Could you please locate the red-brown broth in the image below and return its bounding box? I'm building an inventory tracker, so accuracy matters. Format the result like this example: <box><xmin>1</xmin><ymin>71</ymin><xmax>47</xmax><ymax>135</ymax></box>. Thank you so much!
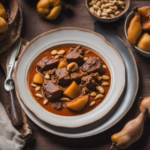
<box><xmin>28</xmin><ymin>46</ymin><xmax>111</xmax><ymax>116</ymax></box>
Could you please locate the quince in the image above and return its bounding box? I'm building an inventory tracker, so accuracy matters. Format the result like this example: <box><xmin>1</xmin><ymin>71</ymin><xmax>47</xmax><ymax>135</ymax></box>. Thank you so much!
<box><xmin>0</xmin><ymin>17</ymin><xmax>8</xmax><ymax>34</ymax></box>
<box><xmin>37</xmin><ymin>0</ymin><xmax>61</xmax><ymax>20</ymax></box>
<box><xmin>0</xmin><ymin>3</ymin><xmax>7</xmax><ymax>20</ymax></box>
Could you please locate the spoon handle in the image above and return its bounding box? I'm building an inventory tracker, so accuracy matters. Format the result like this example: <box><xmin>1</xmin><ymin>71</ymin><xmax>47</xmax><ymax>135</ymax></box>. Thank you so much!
<box><xmin>9</xmin><ymin>90</ymin><xmax>22</xmax><ymax>126</ymax></box>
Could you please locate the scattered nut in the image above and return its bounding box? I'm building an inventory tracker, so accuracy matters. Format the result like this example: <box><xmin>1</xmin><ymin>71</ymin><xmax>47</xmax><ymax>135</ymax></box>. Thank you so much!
<box><xmin>83</xmin><ymin>57</ymin><xmax>88</xmax><ymax>61</ymax></box>
<box><xmin>95</xmin><ymin>94</ymin><xmax>104</xmax><ymax>99</ymax></box>
<box><xmin>57</xmin><ymin>50</ymin><xmax>65</xmax><ymax>55</ymax></box>
<box><xmin>45</xmin><ymin>73</ymin><xmax>50</xmax><ymax>80</ymax></box>
<box><xmin>35</xmin><ymin>93</ymin><xmax>43</xmax><ymax>98</ymax></box>
<box><xmin>51</xmin><ymin>50</ymin><xmax>57</xmax><ymax>55</ymax></box>
<box><xmin>90</xmin><ymin>92</ymin><xmax>97</xmax><ymax>97</ymax></box>
<box><xmin>90</xmin><ymin>101</ymin><xmax>96</xmax><ymax>106</ymax></box>
<box><xmin>96</xmin><ymin>86</ymin><xmax>105</xmax><ymax>94</ymax></box>
<box><xmin>60</xmin><ymin>97</ymin><xmax>70</xmax><ymax>102</ymax></box>
<box><xmin>35</xmin><ymin>86</ymin><xmax>41</xmax><ymax>92</ymax></box>
<box><xmin>67</xmin><ymin>62</ymin><xmax>79</xmax><ymax>72</ymax></box>
<box><xmin>55</xmin><ymin>55</ymin><xmax>59</xmax><ymax>59</ymax></box>
<box><xmin>103</xmin><ymin>65</ymin><xmax>107</xmax><ymax>69</ymax></box>
<box><xmin>31</xmin><ymin>83</ymin><xmax>37</xmax><ymax>88</ymax></box>
<box><xmin>102</xmin><ymin>82</ymin><xmax>109</xmax><ymax>86</ymax></box>
<box><xmin>98</xmin><ymin>76</ymin><xmax>102</xmax><ymax>81</ymax></box>
<box><xmin>102</xmin><ymin>75</ymin><xmax>110</xmax><ymax>80</ymax></box>
<box><xmin>43</xmin><ymin>99</ymin><xmax>48</xmax><ymax>105</ymax></box>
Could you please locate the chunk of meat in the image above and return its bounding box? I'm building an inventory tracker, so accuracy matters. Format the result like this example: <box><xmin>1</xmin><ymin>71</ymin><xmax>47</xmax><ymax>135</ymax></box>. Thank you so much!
<box><xmin>51</xmin><ymin>102</ymin><xmax>62</xmax><ymax>110</ymax></box>
<box><xmin>55</xmin><ymin>67</ymin><xmax>71</xmax><ymax>86</ymax></box>
<box><xmin>81</xmin><ymin>73</ymin><xmax>99</xmax><ymax>90</ymax></box>
<box><xmin>42</xmin><ymin>80</ymin><xmax>63</xmax><ymax>101</ymax></box>
<box><xmin>82</xmin><ymin>87</ymin><xmax>90</xmax><ymax>95</ymax></box>
<box><xmin>81</xmin><ymin>57</ymin><xmax>105</xmax><ymax>75</ymax></box>
<box><xmin>37</xmin><ymin>57</ymin><xmax>59</xmax><ymax>71</ymax></box>
<box><xmin>71</xmin><ymin>72</ymin><xmax>84</xmax><ymax>83</ymax></box>
<box><xmin>43</xmin><ymin>68</ymin><xmax>57</xmax><ymax>81</ymax></box>
<box><xmin>43</xmin><ymin>68</ymin><xmax>56</xmax><ymax>75</ymax></box>
<box><xmin>67</xmin><ymin>45</ymin><xmax>84</xmax><ymax>65</ymax></box>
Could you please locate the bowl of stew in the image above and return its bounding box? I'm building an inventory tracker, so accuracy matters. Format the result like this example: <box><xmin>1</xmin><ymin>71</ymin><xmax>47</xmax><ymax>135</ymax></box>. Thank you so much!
<box><xmin>15</xmin><ymin>28</ymin><xmax>125</xmax><ymax>128</ymax></box>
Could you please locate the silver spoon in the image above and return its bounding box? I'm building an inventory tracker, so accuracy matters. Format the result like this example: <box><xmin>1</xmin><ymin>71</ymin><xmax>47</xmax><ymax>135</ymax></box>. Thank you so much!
<box><xmin>4</xmin><ymin>38</ymin><xmax>22</xmax><ymax>126</ymax></box>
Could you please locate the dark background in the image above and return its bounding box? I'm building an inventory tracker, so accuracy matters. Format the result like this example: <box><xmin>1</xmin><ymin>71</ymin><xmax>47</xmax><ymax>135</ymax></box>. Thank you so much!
<box><xmin>1</xmin><ymin>0</ymin><xmax>150</xmax><ymax>150</ymax></box>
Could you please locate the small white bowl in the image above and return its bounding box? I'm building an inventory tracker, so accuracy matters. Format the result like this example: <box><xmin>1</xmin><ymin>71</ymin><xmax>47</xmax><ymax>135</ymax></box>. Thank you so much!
<box><xmin>124</xmin><ymin>9</ymin><xmax>150</xmax><ymax>57</ymax></box>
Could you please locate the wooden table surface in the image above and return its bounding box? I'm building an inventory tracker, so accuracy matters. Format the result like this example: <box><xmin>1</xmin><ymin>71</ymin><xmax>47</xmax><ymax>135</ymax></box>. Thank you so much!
<box><xmin>1</xmin><ymin>0</ymin><xmax>150</xmax><ymax>150</ymax></box>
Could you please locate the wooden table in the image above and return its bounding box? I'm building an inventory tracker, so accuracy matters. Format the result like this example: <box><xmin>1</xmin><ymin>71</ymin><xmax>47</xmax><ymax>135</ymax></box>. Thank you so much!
<box><xmin>1</xmin><ymin>0</ymin><xmax>150</xmax><ymax>149</ymax></box>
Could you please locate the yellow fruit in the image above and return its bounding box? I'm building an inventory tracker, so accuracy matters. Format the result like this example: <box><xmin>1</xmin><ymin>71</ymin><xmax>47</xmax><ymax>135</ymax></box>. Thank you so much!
<box><xmin>137</xmin><ymin>33</ymin><xmax>150</xmax><ymax>52</ymax></box>
<box><xmin>33</xmin><ymin>73</ymin><xmax>44</xmax><ymax>84</ymax></box>
<box><xmin>0</xmin><ymin>3</ymin><xmax>7</xmax><ymax>20</ymax></box>
<box><xmin>67</xmin><ymin>95</ymin><xmax>89</xmax><ymax>111</ymax></box>
<box><xmin>127</xmin><ymin>7</ymin><xmax>142</xmax><ymax>46</ymax></box>
<box><xmin>37</xmin><ymin>0</ymin><xmax>61</xmax><ymax>20</ymax></box>
<box><xmin>63</xmin><ymin>81</ymin><xmax>81</xmax><ymax>99</ymax></box>
<box><xmin>0</xmin><ymin>17</ymin><xmax>8</xmax><ymax>34</ymax></box>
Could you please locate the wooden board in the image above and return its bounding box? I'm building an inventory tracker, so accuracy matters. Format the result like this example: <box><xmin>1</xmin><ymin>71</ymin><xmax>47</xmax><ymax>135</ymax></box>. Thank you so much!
<box><xmin>0</xmin><ymin>0</ymin><xmax>150</xmax><ymax>150</ymax></box>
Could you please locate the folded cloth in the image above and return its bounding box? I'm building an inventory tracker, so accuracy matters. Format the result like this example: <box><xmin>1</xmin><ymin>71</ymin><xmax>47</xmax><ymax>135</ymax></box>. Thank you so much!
<box><xmin>0</xmin><ymin>7</ymin><xmax>33</xmax><ymax>150</ymax></box>
<box><xmin>0</xmin><ymin>103</ymin><xmax>25</xmax><ymax>150</ymax></box>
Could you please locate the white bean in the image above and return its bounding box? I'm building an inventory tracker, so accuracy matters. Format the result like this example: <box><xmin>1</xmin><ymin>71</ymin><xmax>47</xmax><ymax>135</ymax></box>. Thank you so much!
<box><xmin>103</xmin><ymin>65</ymin><xmax>107</xmax><ymax>69</ymax></box>
<box><xmin>104</xmin><ymin>3</ymin><xmax>113</xmax><ymax>8</ymax></box>
<box><xmin>101</xmin><ymin>12</ymin><xmax>108</xmax><ymax>16</ymax></box>
<box><xmin>105</xmin><ymin>8</ymin><xmax>112</xmax><ymax>13</ymax></box>
<box><xmin>90</xmin><ymin>101</ymin><xmax>96</xmax><ymax>106</ymax></box>
<box><xmin>51</xmin><ymin>50</ymin><xmax>57</xmax><ymax>55</ymax></box>
<box><xmin>96</xmin><ymin>1</ymin><xmax>102</xmax><ymax>7</ymax></box>
<box><xmin>102</xmin><ymin>82</ymin><xmax>109</xmax><ymax>86</ymax></box>
<box><xmin>90</xmin><ymin>7</ymin><xmax>95</xmax><ymax>14</ymax></box>
<box><xmin>57</xmin><ymin>50</ymin><xmax>65</xmax><ymax>55</ymax></box>
<box><xmin>97</xmin><ymin>9</ymin><xmax>101</xmax><ymax>17</ymax></box>
<box><xmin>31</xmin><ymin>83</ymin><xmax>37</xmax><ymax>88</ymax></box>
<box><xmin>90</xmin><ymin>92</ymin><xmax>97</xmax><ymax>97</ymax></box>
<box><xmin>35</xmin><ymin>93</ymin><xmax>43</xmax><ymax>98</ymax></box>
<box><xmin>35</xmin><ymin>86</ymin><xmax>41</xmax><ymax>92</ymax></box>
<box><xmin>95</xmin><ymin>94</ymin><xmax>104</xmax><ymax>99</ymax></box>
<box><xmin>43</xmin><ymin>99</ymin><xmax>48</xmax><ymax>105</ymax></box>
<box><xmin>96</xmin><ymin>86</ymin><xmax>105</xmax><ymax>94</ymax></box>
<box><xmin>110</xmin><ymin>14</ymin><xmax>115</xmax><ymax>18</ymax></box>
<box><xmin>117</xmin><ymin>1</ymin><xmax>125</xmax><ymax>6</ymax></box>
<box><xmin>103</xmin><ymin>75</ymin><xmax>110</xmax><ymax>80</ymax></box>
<box><xmin>115</xmin><ymin>11</ymin><xmax>120</xmax><ymax>16</ymax></box>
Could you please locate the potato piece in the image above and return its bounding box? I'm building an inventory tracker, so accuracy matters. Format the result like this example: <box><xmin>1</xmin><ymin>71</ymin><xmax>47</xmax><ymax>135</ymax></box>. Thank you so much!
<box><xmin>63</xmin><ymin>81</ymin><xmax>81</xmax><ymax>99</ymax></box>
<box><xmin>67</xmin><ymin>95</ymin><xmax>89</xmax><ymax>111</ymax></box>
<box><xmin>33</xmin><ymin>73</ymin><xmax>44</xmax><ymax>84</ymax></box>
<box><xmin>0</xmin><ymin>3</ymin><xmax>7</xmax><ymax>20</ymax></box>
<box><xmin>57</xmin><ymin>60</ymin><xmax>68</xmax><ymax>69</ymax></box>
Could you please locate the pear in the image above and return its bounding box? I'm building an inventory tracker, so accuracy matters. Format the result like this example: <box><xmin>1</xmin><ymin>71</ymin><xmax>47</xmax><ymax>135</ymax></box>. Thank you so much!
<box><xmin>127</xmin><ymin>7</ymin><xmax>142</xmax><ymax>46</ymax></box>
<box><xmin>111</xmin><ymin>109</ymin><xmax>147</xmax><ymax>149</ymax></box>
<box><xmin>137</xmin><ymin>33</ymin><xmax>150</xmax><ymax>52</ymax></box>
<box><xmin>0</xmin><ymin>3</ymin><xmax>7</xmax><ymax>20</ymax></box>
<box><xmin>138</xmin><ymin>6</ymin><xmax>150</xmax><ymax>31</ymax></box>
<box><xmin>0</xmin><ymin>17</ymin><xmax>8</xmax><ymax>34</ymax></box>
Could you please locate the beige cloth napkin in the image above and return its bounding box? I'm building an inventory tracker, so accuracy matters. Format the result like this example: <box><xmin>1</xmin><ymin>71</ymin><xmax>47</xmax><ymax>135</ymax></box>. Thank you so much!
<box><xmin>0</xmin><ymin>7</ymin><xmax>34</xmax><ymax>149</ymax></box>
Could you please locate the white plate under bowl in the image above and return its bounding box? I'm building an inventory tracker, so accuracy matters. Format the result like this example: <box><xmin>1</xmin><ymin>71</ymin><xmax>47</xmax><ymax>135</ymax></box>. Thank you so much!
<box><xmin>15</xmin><ymin>28</ymin><xmax>125</xmax><ymax>128</ymax></box>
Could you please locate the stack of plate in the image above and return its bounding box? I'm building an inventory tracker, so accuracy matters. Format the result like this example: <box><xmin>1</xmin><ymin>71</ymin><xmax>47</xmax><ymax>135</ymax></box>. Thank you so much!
<box><xmin>15</xmin><ymin>28</ymin><xmax>138</xmax><ymax>138</ymax></box>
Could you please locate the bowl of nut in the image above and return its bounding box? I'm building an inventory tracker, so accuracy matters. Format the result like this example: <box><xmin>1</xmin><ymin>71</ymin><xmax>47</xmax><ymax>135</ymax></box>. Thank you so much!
<box><xmin>86</xmin><ymin>0</ymin><xmax>130</xmax><ymax>23</ymax></box>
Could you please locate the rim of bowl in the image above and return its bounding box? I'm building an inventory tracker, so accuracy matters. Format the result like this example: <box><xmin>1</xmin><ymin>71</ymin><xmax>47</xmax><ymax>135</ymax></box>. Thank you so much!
<box><xmin>124</xmin><ymin>8</ymin><xmax>150</xmax><ymax>55</ymax></box>
<box><xmin>85</xmin><ymin>0</ymin><xmax>130</xmax><ymax>20</ymax></box>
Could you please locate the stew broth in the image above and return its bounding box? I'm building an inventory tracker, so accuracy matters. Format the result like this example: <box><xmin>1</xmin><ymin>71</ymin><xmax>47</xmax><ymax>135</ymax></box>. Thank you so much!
<box><xmin>28</xmin><ymin>46</ymin><xmax>111</xmax><ymax>116</ymax></box>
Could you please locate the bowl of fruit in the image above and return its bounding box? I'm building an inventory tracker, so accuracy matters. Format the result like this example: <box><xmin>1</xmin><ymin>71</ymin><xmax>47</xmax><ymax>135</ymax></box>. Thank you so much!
<box><xmin>125</xmin><ymin>6</ymin><xmax>150</xmax><ymax>57</ymax></box>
